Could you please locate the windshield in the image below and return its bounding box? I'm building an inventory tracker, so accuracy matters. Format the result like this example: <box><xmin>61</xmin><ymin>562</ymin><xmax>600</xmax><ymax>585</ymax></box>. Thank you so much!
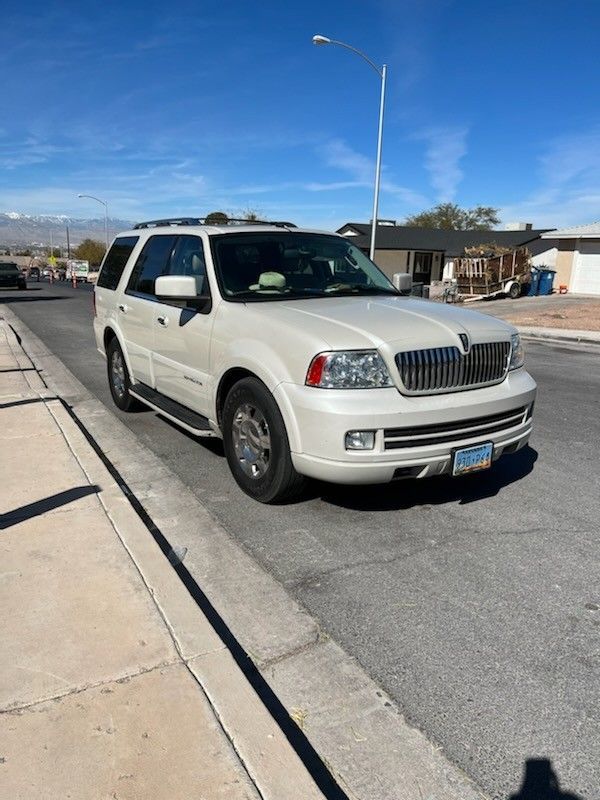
<box><xmin>210</xmin><ymin>232</ymin><xmax>397</xmax><ymax>301</ymax></box>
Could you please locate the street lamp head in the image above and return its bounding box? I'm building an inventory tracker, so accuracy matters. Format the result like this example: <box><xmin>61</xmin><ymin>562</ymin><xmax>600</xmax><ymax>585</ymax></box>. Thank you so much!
<box><xmin>312</xmin><ymin>34</ymin><xmax>331</xmax><ymax>46</ymax></box>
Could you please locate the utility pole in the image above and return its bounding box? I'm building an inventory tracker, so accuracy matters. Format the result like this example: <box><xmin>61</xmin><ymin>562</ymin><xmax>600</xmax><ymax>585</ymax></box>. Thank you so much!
<box><xmin>66</xmin><ymin>225</ymin><xmax>71</xmax><ymax>259</ymax></box>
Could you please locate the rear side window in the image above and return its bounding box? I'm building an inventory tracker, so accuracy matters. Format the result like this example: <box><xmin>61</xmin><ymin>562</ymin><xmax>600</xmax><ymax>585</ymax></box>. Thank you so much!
<box><xmin>97</xmin><ymin>236</ymin><xmax>139</xmax><ymax>290</ymax></box>
<box><xmin>127</xmin><ymin>235</ymin><xmax>177</xmax><ymax>296</ymax></box>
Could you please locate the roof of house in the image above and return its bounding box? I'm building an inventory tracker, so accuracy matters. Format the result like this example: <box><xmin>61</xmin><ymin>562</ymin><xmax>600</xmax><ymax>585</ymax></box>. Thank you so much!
<box><xmin>338</xmin><ymin>223</ymin><xmax>553</xmax><ymax>256</ymax></box>
<box><xmin>541</xmin><ymin>221</ymin><xmax>600</xmax><ymax>239</ymax></box>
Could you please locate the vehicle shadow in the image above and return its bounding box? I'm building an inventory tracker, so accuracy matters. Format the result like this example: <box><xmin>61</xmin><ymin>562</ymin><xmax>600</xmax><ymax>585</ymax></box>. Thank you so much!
<box><xmin>159</xmin><ymin>415</ymin><xmax>225</xmax><ymax>455</ymax></box>
<box><xmin>508</xmin><ymin>758</ymin><xmax>583</xmax><ymax>799</ymax></box>
<box><xmin>314</xmin><ymin>445</ymin><xmax>538</xmax><ymax>511</ymax></box>
<box><xmin>0</xmin><ymin>294</ymin><xmax>71</xmax><ymax>303</ymax></box>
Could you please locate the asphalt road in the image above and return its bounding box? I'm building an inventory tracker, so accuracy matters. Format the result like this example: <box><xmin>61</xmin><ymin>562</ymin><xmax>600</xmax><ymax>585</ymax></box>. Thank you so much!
<box><xmin>3</xmin><ymin>281</ymin><xmax>600</xmax><ymax>799</ymax></box>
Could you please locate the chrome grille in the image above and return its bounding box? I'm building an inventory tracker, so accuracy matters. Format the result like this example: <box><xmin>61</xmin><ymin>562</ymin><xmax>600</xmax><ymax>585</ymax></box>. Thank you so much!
<box><xmin>396</xmin><ymin>341</ymin><xmax>510</xmax><ymax>394</ymax></box>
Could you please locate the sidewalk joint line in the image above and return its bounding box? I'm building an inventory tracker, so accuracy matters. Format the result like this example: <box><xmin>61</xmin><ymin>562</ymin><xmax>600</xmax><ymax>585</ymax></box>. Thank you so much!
<box><xmin>0</xmin><ymin>659</ymin><xmax>181</xmax><ymax>715</ymax></box>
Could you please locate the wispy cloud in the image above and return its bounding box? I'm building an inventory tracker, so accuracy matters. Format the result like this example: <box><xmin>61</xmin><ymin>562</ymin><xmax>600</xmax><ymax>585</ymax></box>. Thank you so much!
<box><xmin>316</xmin><ymin>138</ymin><xmax>428</xmax><ymax>207</ymax></box>
<box><xmin>500</xmin><ymin>127</ymin><xmax>600</xmax><ymax>227</ymax></box>
<box><xmin>413</xmin><ymin>126</ymin><xmax>468</xmax><ymax>201</ymax></box>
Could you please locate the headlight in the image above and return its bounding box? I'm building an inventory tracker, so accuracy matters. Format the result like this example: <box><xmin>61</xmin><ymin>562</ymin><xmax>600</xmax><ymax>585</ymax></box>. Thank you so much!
<box><xmin>509</xmin><ymin>333</ymin><xmax>525</xmax><ymax>370</ymax></box>
<box><xmin>306</xmin><ymin>350</ymin><xmax>393</xmax><ymax>388</ymax></box>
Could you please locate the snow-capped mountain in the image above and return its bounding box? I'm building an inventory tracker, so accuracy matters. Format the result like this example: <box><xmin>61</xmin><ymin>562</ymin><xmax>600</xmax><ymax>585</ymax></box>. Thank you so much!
<box><xmin>0</xmin><ymin>212</ymin><xmax>135</xmax><ymax>248</ymax></box>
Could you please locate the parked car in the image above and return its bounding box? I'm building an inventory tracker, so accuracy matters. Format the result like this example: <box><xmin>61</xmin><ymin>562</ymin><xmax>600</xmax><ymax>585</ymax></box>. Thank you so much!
<box><xmin>93</xmin><ymin>218</ymin><xmax>536</xmax><ymax>503</ymax></box>
<box><xmin>28</xmin><ymin>266</ymin><xmax>41</xmax><ymax>281</ymax></box>
<box><xmin>0</xmin><ymin>261</ymin><xmax>27</xmax><ymax>290</ymax></box>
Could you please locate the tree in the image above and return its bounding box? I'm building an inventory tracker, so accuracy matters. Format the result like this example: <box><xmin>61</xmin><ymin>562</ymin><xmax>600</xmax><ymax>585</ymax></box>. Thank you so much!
<box><xmin>73</xmin><ymin>238</ymin><xmax>106</xmax><ymax>266</ymax></box>
<box><xmin>238</xmin><ymin>208</ymin><xmax>264</xmax><ymax>222</ymax></box>
<box><xmin>204</xmin><ymin>211</ymin><xmax>229</xmax><ymax>225</ymax></box>
<box><xmin>404</xmin><ymin>203</ymin><xmax>500</xmax><ymax>231</ymax></box>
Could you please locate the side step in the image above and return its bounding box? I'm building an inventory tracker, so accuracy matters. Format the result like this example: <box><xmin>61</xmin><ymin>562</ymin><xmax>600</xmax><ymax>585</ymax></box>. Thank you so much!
<box><xmin>130</xmin><ymin>383</ymin><xmax>216</xmax><ymax>437</ymax></box>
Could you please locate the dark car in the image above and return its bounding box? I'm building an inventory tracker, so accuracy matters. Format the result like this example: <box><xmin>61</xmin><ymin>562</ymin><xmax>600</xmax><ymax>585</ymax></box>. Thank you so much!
<box><xmin>0</xmin><ymin>262</ymin><xmax>27</xmax><ymax>289</ymax></box>
<box><xmin>29</xmin><ymin>266</ymin><xmax>41</xmax><ymax>281</ymax></box>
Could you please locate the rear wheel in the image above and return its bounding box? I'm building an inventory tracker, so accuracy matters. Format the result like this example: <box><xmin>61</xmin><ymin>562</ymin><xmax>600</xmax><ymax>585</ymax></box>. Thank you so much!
<box><xmin>222</xmin><ymin>377</ymin><xmax>306</xmax><ymax>503</ymax></box>
<box><xmin>106</xmin><ymin>337</ymin><xmax>141</xmax><ymax>412</ymax></box>
<box><xmin>508</xmin><ymin>281</ymin><xmax>521</xmax><ymax>299</ymax></box>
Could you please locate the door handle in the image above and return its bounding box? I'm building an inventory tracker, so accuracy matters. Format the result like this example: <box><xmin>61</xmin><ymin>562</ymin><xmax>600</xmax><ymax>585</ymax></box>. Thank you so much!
<box><xmin>157</xmin><ymin>316</ymin><xmax>169</xmax><ymax>327</ymax></box>
<box><xmin>118</xmin><ymin>303</ymin><xmax>129</xmax><ymax>313</ymax></box>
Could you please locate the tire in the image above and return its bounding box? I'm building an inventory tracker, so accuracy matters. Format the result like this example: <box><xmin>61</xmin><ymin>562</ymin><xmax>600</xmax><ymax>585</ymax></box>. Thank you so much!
<box><xmin>508</xmin><ymin>282</ymin><xmax>521</xmax><ymax>299</ymax></box>
<box><xmin>222</xmin><ymin>377</ymin><xmax>306</xmax><ymax>503</ymax></box>
<box><xmin>106</xmin><ymin>337</ymin><xmax>141</xmax><ymax>412</ymax></box>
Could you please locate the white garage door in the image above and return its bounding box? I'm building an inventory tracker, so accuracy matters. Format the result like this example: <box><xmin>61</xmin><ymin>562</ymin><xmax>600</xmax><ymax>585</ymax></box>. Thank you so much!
<box><xmin>571</xmin><ymin>241</ymin><xmax>600</xmax><ymax>294</ymax></box>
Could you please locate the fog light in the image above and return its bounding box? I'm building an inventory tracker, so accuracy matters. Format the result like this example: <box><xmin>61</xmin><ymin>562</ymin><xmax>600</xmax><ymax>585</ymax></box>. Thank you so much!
<box><xmin>345</xmin><ymin>430</ymin><xmax>375</xmax><ymax>450</ymax></box>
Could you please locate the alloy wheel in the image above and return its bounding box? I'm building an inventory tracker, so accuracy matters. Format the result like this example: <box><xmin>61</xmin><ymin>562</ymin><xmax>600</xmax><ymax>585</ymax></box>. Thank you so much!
<box><xmin>231</xmin><ymin>403</ymin><xmax>271</xmax><ymax>479</ymax></box>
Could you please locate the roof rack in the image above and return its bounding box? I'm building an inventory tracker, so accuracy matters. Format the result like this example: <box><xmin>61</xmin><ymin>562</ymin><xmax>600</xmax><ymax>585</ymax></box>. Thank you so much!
<box><xmin>133</xmin><ymin>217</ymin><xmax>297</xmax><ymax>230</ymax></box>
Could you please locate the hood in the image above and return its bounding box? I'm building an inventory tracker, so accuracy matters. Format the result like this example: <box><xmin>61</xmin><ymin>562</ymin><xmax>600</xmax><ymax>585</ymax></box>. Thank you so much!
<box><xmin>250</xmin><ymin>295</ymin><xmax>515</xmax><ymax>352</ymax></box>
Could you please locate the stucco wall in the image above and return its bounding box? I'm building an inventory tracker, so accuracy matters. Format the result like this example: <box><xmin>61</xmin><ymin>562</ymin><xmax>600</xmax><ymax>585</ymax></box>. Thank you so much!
<box><xmin>554</xmin><ymin>239</ymin><xmax>576</xmax><ymax>289</ymax></box>
<box><xmin>373</xmin><ymin>249</ymin><xmax>409</xmax><ymax>279</ymax></box>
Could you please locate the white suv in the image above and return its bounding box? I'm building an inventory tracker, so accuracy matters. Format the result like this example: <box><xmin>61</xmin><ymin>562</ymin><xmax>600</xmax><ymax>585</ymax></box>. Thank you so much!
<box><xmin>93</xmin><ymin>218</ymin><xmax>536</xmax><ymax>503</ymax></box>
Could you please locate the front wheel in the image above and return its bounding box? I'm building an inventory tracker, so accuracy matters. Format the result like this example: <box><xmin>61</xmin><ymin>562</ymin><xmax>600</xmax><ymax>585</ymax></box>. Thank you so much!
<box><xmin>106</xmin><ymin>337</ymin><xmax>141</xmax><ymax>412</ymax></box>
<box><xmin>222</xmin><ymin>377</ymin><xmax>306</xmax><ymax>503</ymax></box>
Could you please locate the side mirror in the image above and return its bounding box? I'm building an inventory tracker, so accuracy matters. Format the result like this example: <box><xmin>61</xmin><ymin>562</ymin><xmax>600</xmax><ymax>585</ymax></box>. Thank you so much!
<box><xmin>393</xmin><ymin>272</ymin><xmax>412</xmax><ymax>295</ymax></box>
<box><xmin>155</xmin><ymin>275</ymin><xmax>198</xmax><ymax>299</ymax></box>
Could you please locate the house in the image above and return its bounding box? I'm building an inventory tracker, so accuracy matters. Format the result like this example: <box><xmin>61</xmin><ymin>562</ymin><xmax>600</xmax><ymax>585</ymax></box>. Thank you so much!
<box><xmin>338</xmin><ymin>222</ymin><xmax>553</xmax><ymax>284</ymax></box>
<box><xmin>540</xmin><ymin>222</ymin><xmax>600</xmax><ymax>294</ymax></box>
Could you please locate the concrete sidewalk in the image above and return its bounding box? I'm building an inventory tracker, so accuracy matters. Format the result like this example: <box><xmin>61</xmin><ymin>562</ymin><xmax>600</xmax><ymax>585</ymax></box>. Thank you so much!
<box><xmin>0</xmin><ymin>320</ymin><xmax>325</xmax><ymax>800</ymax></box>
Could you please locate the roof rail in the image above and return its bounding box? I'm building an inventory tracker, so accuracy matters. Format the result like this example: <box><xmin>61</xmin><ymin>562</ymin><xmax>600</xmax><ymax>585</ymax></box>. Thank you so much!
<box><xmin>133</xmin><ymin>217</ymin><xmax>297</xmax><ymax>230</ymax></box>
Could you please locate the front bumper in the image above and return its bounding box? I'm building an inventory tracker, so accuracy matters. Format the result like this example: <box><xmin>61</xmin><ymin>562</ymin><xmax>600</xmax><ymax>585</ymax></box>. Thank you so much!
<box><xmin>275</xmin><ymin>369</ymin><xmax>536</xmax><ymax>485</ymax></box>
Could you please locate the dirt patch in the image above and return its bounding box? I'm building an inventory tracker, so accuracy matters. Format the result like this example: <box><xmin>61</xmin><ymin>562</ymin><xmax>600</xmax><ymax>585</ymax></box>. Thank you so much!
<box><xmin>501</xmin><ymin>300</ymin><xmax>600</xmax><ymax>331</ymax></box>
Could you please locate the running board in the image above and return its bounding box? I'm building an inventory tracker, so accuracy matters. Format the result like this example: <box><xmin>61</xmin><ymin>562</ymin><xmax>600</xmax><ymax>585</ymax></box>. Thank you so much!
<box><xmin>130</xmin><ymin>383</ymin><xmax>216</xmax><ymax>437</ymax></box>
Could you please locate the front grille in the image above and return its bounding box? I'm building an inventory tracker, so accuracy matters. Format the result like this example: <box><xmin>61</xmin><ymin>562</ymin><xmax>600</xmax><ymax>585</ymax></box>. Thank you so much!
<box><xmin>384</xmin><ymin>405</ymin><xmax>528</xmax><ymax>449</ymax></box>
<box><xmin>396</xmin><ymin>341</ymin><xmax>510</xmax><ymax>394</ymax></box>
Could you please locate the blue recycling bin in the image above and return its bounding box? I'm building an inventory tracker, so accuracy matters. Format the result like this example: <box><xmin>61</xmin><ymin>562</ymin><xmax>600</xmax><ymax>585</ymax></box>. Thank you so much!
<box><xmin>527</xmin><ymin>268</ymin><xmax>540</xmax><ymax>296</ymax></box>
<box><xmin>537</xmin><ymin>269</ymin><xmax>556</xmax><ymax>295</ymax></box>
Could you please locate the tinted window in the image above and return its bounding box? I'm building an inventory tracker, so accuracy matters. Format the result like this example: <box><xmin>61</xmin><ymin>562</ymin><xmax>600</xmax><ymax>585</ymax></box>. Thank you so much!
<box><xmin>169</xmin><ymin>235</ymin><xmax>208</xmax><ymax>295</ymax></box>
<box><xmin>97</xmin><ymin>237</ymin><xmax>139</xmax><ymax>290</ymax></box>
<box><xmin>127</xmin><ymin>235</ymin><xmax>177</xmax><ymax>296</ymax></box>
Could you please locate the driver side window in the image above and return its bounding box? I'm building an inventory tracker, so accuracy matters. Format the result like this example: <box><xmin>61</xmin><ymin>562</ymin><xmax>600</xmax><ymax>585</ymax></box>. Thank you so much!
<box><xmin>169</xmin><ymin>235</ymin><xmax>208</xmax><ymax>295</ymax></box>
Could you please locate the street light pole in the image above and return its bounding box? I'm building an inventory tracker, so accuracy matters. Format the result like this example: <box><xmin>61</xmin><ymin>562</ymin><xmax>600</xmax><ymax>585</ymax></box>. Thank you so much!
<box><xmin>77</xmin><ymin>194</ymin><xmax>109</xmax><ymax>252</ymax></box>
<box><xmin>313</xmin><ymin>35</ymin><xmax>387</xmax><ymax>261</ymax></box>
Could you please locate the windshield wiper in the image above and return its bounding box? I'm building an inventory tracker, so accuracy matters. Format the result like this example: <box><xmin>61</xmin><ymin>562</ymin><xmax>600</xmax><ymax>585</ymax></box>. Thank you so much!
<box><xmin>326</xmin><ymin>284</ymin><xmax>398</xmax><ymax>296</ymax></box>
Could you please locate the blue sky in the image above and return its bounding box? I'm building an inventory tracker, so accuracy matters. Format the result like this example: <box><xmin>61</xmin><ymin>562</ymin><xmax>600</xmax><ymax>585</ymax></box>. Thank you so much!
<box><xmin>1</xmin><ymin>0</ymin><xmax>600</xmax><ymax>230</ymax></box>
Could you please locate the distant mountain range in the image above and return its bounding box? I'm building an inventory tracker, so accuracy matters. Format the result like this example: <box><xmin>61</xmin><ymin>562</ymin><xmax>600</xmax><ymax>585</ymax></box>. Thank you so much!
<box><xmin>0</xmin><ymin>212</ymin><xmax>135</xmax><ymax>248</ymax></box>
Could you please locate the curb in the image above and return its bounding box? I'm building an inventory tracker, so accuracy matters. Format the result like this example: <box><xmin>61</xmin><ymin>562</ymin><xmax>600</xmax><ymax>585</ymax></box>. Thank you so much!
<box><xmin>517</xmin><ymin>326</ymin><xmax>600</xmax><ymax>346</ymax></box>
<box><xmin>2</xmin><ymin>306</ymin><xmax>488</xmax><ymax>800</ymax></box>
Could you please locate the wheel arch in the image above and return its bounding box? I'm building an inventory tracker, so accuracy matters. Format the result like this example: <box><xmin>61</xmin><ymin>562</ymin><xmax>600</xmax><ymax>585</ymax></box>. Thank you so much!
<box><xmin>103</xmin><ymin>324</ymin><xmax>134</xmax><ymax>378</ymax></box>
<box><xmin>215</xmin><ymin>367</ymin><xmax>301</xmax><ymax>452</ymax></box>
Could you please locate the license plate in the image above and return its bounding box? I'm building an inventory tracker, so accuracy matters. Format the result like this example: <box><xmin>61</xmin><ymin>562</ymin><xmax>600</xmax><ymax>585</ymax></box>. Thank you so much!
<box><xmin>452</xmin><ymin>442</ymin><xmax>493</xmax><ymax>476</ymax></box>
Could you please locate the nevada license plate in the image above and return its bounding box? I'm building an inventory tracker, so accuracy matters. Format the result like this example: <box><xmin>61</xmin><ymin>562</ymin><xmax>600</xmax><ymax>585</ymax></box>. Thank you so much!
<box><xmin>452</xmin><ymin>442</ymin><xmax>493</xmax><ymax>476</ymax></box>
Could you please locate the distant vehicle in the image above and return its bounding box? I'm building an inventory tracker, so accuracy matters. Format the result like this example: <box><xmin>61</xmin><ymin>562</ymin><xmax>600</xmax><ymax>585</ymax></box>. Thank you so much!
<box><xmin>29</xmin><ymin>266</ymin><xmax>41</xmax><ymax>281</ymax></box>
<box><xmin>67</xmin><ymin>259</ymin><xmax>90</xmax><ymax>282</ymax></box>
<box><xmin>0</xmin><ymin>262</ymin><xmax>26</xmax><ymax>289</ymax></box>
